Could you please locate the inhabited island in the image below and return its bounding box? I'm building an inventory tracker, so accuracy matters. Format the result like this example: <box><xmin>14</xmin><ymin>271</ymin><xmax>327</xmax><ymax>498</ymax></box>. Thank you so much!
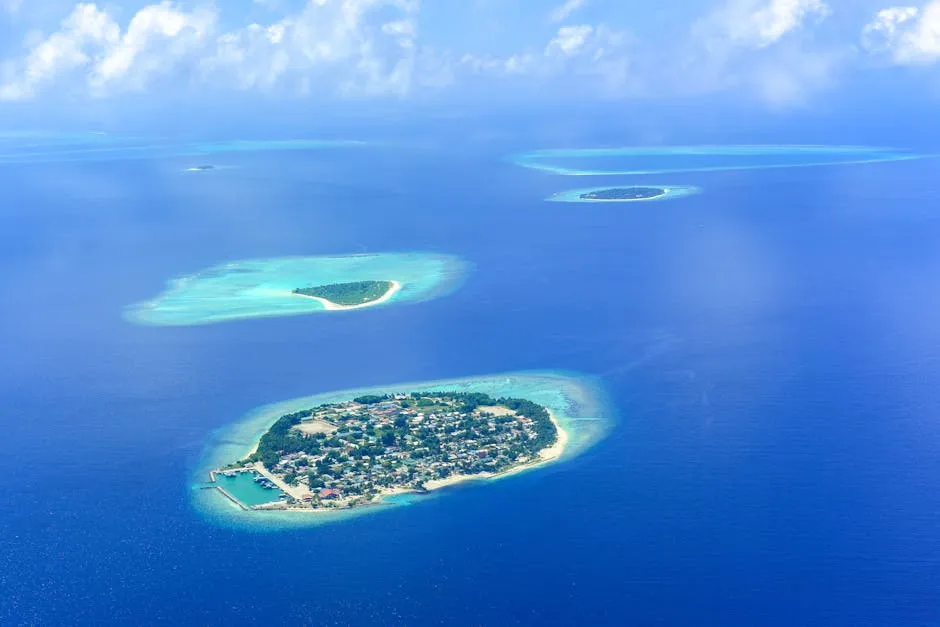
<box><xmin>193</xmin><ymin>372</ymin><xmax>612</xmax><ymax>528</ymax></box>
<box><xmin>292</xmin><ymin>280</ymin><xmax>397</xmax><ymax>308</ymax></box>
<box><xmin>210</xmin><ymin>391</ymin><xmax>564</xmax><ymax>512</ymax></box>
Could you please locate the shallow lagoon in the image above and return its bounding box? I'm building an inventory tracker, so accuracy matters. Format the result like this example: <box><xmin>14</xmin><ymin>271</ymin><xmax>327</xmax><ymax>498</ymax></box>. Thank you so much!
<box><xmin>192</xmin><ymin>371</ymin><xmax>613</xmax><ymax>530</ymax></box>
<box><xmin>511</xmin><ymin>145</ymin><xmax>922</xmax><ymax>176</ymax></box>
<box><xmin>126</xmin><ymin>252</ymin><xmax>468</xmax><ymax>326</ymax></box>
<box><xmin>0</xmin><ymin>133</ymin><xmax>363</xmax><ymax>165</ymax></box>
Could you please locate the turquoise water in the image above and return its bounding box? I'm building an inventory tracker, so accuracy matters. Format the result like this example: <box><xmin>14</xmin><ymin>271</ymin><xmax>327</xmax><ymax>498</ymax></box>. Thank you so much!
<box><xmin>192</xmin><ymin>371</ymin><xmax>613</xmax><ymax>530</ymax></box>
<box><xmin>7</xmin><ymin>132</ymin><xmax>940</xmax><ymax>624</ymax></box>
<box><xmin>125</xmin><ymin>253</ymin><xmax>469</xmax><ymax>326</ymax></box>
<box><xmin>214</xmin><ymin>472</ymin><xmax>286</xmax><ymax>507</ymax></box>
<box><xmin>0</xmin><ymin>134</ymin><xmax>363</xmax><ymax>164</ymax></box>
<box><xmin>548</xmin><ymin>185</ymin><xmax>701</xmax><ymax>203</ymax></box>
<box><xmin>511</xmin><ymin>145</ymin><xmax>923</xmax><ymax>175</ymax></box>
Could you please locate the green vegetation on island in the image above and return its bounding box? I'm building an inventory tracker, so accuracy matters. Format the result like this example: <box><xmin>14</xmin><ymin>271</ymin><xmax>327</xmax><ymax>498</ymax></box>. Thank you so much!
<box><xmin>216</xmin><ymin>391</ymin><xmax>560</xmax><ymax>511</ymax></box>
<box><xmin>292</xmin><ymin>280</ymin><xmax>394</xmax><ymax>306</ymax></box>
<box><xmin>580</xmin><ymin>186</ymin><xmax>666</xmax><ymax>201</ymax></box>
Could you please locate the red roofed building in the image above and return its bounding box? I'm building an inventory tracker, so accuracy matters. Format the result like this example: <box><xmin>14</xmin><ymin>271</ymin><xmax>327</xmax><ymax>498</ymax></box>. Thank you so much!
<box><xmin>319</xmin><ymin>488</ymin><xmax>341</xmax><ymax>500</ymax></box>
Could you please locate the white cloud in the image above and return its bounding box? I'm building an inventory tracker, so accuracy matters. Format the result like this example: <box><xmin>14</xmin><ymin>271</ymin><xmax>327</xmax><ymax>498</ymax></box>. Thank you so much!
<box><xmin>0</xmin><ymin>2</ymin><xmax>215</xmax><ymax>100</ymax></box>
<box><xmin>91</xmin><ymin>2</ymin><xmax>216</xmax><ymax>92</ymax></box>
<box><xmin>549</xmin><ymin>0</ymin><xmax>586</xmax><ymax>24</ymax></box>
<box><xmin>863</xmin><ymin>2</ymin><xmax>940</xmax><ymax>64</ymax></box>
<box><xmin>680</xmin><ymin>0</ymin><xmax>838</xmax><ymax>106</ymax></box>
<box><xmin>460</xmin><ymin>24</ymin><xmax>630</xmax><ymax>93</ymax></box>
<box><xmin>0</xmin><ymin>0</ymin><xmax>420</xmax><ymax>99</ymax></box>
<box><xmin>199</xmin><ymin>0</ymin><xmax>420</xmax><ymax>97</ymax></box>
<box><xmin>546</xmin><ymin>24</ymin><xmax>594</xmax><ymax>56</ymax></box>
<box><xmin>0</xmin><ymin>0</ymin><xmax>858</xmax><ymax>106</ymax></box>
<box><xmin>697</xmin><ymin>0</ymin><xmax>830</xmax><ymax>49</ymax></box>
<box><xmin>0</xmin><ymin>3</ymin><xmax>120</xmax><ymax>100</ymax></box>
<box><xmin>748</xmin><ymin>46</ymin><xmax>843</xmax><ymax>105</ymax></box>
<box><xmin>460</xmin><ymin>51</ymin><xmax>536</xmax><ymax>75</ymax></box>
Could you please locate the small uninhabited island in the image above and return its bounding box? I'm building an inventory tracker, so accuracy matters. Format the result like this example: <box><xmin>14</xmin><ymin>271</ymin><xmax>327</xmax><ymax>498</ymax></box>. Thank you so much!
<box><xmin>581</xmin><ymin>186</ymin><xmax>666</xmax><ymax>201</ymax></box>
<box><xmin>210</xmin><ymin>391</ymin><xmax>564</xmax><ymax>512</ymax></box>
<box><xmin>186</xmin><ymin>164</ymin><xmax>215</xmax><ymax>172</ymax></box>
<box><xmin>292</xmin><ymin>280</ymin><xmax>397</xmax><ymax>309</ymax></box>
<box><xmin>124</xmin><ymin>253</ymin><xmax>467</xmax><ymax>326</ymax></box>
<box><xmin>548</xmin><ymin>184</ymin><xmax>700</xmax><ymax>203</ymax></box>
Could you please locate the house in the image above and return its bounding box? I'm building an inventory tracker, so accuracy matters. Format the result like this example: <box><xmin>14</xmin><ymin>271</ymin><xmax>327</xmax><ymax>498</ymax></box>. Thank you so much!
<box><xmin>319</xmin><ymin>488</ymin><xmax>341</xmax><ymax>500</ymax></box>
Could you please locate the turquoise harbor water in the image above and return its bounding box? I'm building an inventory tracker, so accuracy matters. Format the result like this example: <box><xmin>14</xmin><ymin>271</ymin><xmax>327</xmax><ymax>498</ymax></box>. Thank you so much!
<box><xmin>511</xmin><ymin>145</ymin><xmax>923</xmax><ymax>175</ymax></box>
<box><xmin>549</xmin><ymin>185</ymin><xmax>701</xmax><ymax>203</ymax></box>
<box><xmin>213</xmin><ymin>471</ymin><xmax>286</xmax><ymax>508</ymax></box>
<box><xmin>193</xmin><ymin>371</ymin><xmax>613</xmax><ymax>530</ymax></box>
<box><xmin>126</xmin><ymin>253</ymin><xmax>468</xmax><ymax>326</ymax></box>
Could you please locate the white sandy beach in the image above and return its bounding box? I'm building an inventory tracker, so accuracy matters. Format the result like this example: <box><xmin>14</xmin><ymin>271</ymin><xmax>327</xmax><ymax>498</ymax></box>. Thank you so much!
<box><xmin>539</xmin><ymin>411</ymin><xmax>569</xmax><ymax>461</ymax></box>
<box><xmin>422</xmin><ymin>410</ymin><xmax>569</xmax><ymax>491</ymax></box>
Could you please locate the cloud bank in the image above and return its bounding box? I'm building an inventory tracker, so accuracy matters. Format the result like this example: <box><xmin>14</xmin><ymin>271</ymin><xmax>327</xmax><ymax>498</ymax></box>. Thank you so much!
<box><xmin>0</xmin><ymin>0</ymin><xmax>937</xmax><ymax>106</ymax></box>
<box><xmin>863</xmin><ymin>2</ymin><xmax>940</xmax><ymax>64</ymax></box>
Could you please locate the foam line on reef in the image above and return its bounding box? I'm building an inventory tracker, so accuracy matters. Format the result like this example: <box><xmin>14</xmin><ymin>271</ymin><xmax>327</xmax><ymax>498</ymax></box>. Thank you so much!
<box><xmin>191</xmin><ymin>371</ymin><xmax>614</xmax><ymax>531</ymax></box>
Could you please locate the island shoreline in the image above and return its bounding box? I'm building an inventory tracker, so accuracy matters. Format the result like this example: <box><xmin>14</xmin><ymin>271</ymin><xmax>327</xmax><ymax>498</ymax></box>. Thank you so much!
<box><xmin>290</xmin><ymin>280</ymin><xmax>402</xmax><ymax>310</ymax></box>
<box><xmin>209</xmin><ymin>407</ymin><xmax>570</xmax><ymax>513</ymax></box>
<box><xmin>191</xmin><ymin>371</ymin><xmax>613</xmax><ymax>529</ymax></box>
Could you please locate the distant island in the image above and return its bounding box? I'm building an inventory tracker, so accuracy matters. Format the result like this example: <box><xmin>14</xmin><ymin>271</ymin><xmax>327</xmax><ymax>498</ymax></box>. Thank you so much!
<box><xmin>210</xmin><ymin>391</ymin><xmax>565</xmax><ymax>512</ymax></box>
<box><xmin>186</xmin><ymin>165</ymin><xmax>215</xmax><ymax>172</ymax></box>
<box><xmin>580</xmin><ymin>186</ymin><xmax>666</xmax><ymax>201</ymax></box>
<box><xmin>292</xmin><ymin>280</ymin><xmax>400</xmax><ymax>309</ymax></box>
<box><xmin>548</xmin><ymin>184</ymin><xmax>701</xmax><ymax>204</ymax></box>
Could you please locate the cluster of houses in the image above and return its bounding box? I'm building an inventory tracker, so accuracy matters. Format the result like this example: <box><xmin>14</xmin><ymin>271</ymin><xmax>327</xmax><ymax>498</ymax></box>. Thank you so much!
<box><xmin>258</xmin><ymin>394</ymin><xmax>545</xmax><ymax>510</ymax></box>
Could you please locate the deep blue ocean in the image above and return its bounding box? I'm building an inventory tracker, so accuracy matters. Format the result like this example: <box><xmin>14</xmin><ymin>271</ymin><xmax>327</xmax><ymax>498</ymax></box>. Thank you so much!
<box><xmin>3</xmin><ymin>113</ymin><xmax>940</xmax><ymax>625</ymax></box>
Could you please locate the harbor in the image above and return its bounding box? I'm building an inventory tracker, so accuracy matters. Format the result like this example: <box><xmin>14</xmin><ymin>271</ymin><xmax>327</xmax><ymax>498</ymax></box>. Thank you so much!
<box><xmin>208</xmin><ymin>469</ymin><xmax>288</xmax><ymax>508</ymax></box>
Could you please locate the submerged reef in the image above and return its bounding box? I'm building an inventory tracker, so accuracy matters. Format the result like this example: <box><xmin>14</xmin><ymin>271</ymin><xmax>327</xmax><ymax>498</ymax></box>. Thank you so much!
<box><xmin>192</xmin><ymin>371</ymin><xmax>613</xmax><ymax>530</ymax></box>
<box><xmin>126</xmin><ymin>253</ymin><xmax>467</xmax><ymax>326</ymax></box>
<box><xmin>549</xmin><ymin>185</ymin><xmax>700</xmax><ymax>203</ymax></box>
<box><xmin>510</xmin><ymin>145</ymin><xmax>922</xmax><ymax>176</ymax></box>
<box><xmin>0</xmin><ymin>133</ymin><xmax>364</xmax><ymax>165</ymax></box>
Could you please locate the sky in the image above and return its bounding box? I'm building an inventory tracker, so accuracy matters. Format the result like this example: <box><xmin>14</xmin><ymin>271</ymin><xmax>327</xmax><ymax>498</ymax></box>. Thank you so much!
<box><xmin>0</xmin><ymin>0</ymin><xmax>938</xmax><ymax>117</ymax></box>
